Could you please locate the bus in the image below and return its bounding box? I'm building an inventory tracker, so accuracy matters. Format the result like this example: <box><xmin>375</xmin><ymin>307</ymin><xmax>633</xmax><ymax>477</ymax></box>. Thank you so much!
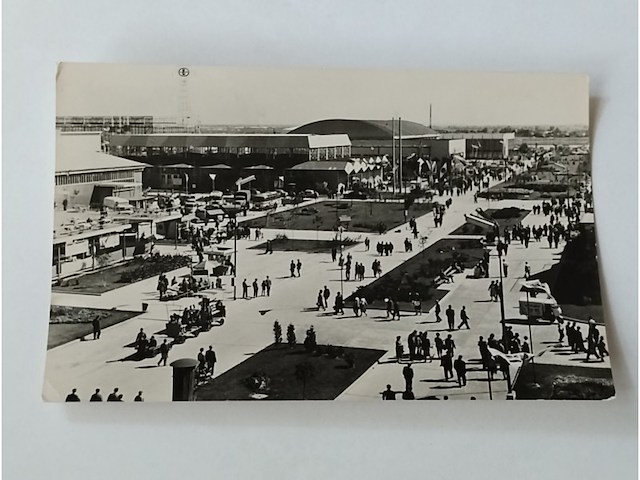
<box><xmin>252</xmin><ymin>191</ymin><xmax>281</xmax><ymax>211</ymax></box>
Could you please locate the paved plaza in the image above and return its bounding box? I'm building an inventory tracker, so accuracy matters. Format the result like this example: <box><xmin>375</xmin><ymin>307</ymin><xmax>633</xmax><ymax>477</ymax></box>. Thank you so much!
<box><xmin>45</xmin><ymin>169</ymin><xmax>612</xmax><ymax>402</ymax></box>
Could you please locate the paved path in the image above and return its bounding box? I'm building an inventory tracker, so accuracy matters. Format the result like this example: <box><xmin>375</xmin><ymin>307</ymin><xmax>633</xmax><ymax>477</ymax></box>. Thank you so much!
<box><xmin>45</xmin><ymin>162</ymin><xmax>610</xmax><ymax>401</ymax></box>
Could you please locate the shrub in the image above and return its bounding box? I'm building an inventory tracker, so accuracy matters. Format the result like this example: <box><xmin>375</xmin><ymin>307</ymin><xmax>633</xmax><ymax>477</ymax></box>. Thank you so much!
<box><xmin>326</xmin><ymin>345</ymin><xmax>337</xmax><ymax>358</ymax></box>
<box><xmin>286</xmin><ymin>324</ymin><xmax>296</xmax><ymax>348</ymax></box>
<box><xmin>343</xmin><ymin>352</ymin><xmax>355</xmax><ymax>369</ymax></box>
<box><xmin>273</xmin><ymin>321</ymin><xmax>282</xmax><ymax>346</ymax></box>
<box><xmin>244</xmin><ymin>371</ymin><xmax>271</xmax><ymax>394</ymax></box>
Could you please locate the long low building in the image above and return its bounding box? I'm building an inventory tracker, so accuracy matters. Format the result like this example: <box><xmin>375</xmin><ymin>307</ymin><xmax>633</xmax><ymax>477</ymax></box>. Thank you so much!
<box><xmin>285</xmin><ymin>159</ymin><xmax>383</xmax><ymax>192</ymax></box>
<box><xmin>109</xmin><ymin>133</ymin><xmax>352</xmax><ymax>163</ymax></box>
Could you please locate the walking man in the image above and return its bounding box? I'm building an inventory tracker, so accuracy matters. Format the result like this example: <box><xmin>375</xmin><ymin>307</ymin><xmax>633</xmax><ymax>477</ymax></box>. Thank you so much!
<box><xmin>453</xmin><ymin>355</ymin><xmax>467</xmax><ymax>386</ymax></box>
<box><xmin>242</xmin><ymin>279</ymin><xmax>249</xmax><ymax>299</ymax></box>
<box><xmin>296</xmin><ymin>259</ymin><xmax>302</xmax><ymax>277</ymax></box>
<box><xmin>434</xmin><ymin>332</ymin><xmax>444</xmax><ymax>358</ymax></box>
<box><xmin>205</xmin><ymin>345</ymin><xmax>217</xmax><ymax>375</ymax></box>
<box><xmin>158</xmin><ymin>339</ymin><xmax>169</xmax><ymax>366</ymax></box>
<box><xmin>323</xmin><ymin>286</ymin><xmax>330</xmax><ymax>308</ymax></box>
<box><xmin>457</xmin><ymin>306</ymin><xmax>471</xmax><ymax>330</ymax></box>
<box><xmin>290</xmin><ymin>260</ymin><xmax>296</xmax><ymax>278</ymax></box>
<box><xmin>446</xmin><ymin>305</ymin><xmax>455</xmax><ymax>331</ymax></box>
<box><xmin>445</xmin><ymin>334</ymin><xmax>456</xmax><ymax>357</ymax></box>
<box><xmin>252</xmin><ymin>278</ymin><xmax>259</xmax><ymax>298</ymax></box>
<box><xmin>434</xmin><ymin>300</ymin><xmax>442</xmax><ymax>322</ymax></box>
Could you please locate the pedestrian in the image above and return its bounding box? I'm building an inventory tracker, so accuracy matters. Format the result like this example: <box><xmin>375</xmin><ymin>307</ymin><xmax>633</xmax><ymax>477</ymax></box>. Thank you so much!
<box><xmin>252</xmin><ymin>278</ymin><xmax>259</xmax><ymax>298</ymax></box>
<box><xmin>359</xmin><ymin>297</ymin><xmax>368</xmax><ymax>316</ymax></box>
<box><xmin>393</xmin><ymin>299</ymin><xmax>400</xmax><ymax>320</ymax></box>
<box><xmin>316</xmin><ymin>290</ymin><xmax>325</xmax><ymax>311</ymax></box>
<box><xmin>381</xmin><ymin>384</ymin><xmax>397</xmax><ymax>400</ymax></box>
<box><xmin>290</xmin><ymin>260</ymin><xmax>296</xmax><ymax>278</ymax></box>
<box><xmin>453</xmin><ymin>355</ymin><xmax>467</xmax><ymax>386</ymax></box>
<box><xmin>134</xmin><ymin>391</ymin><xmax>144</xmax><ymax>402</ymax></box>
<box><xmin>434</xmin><ymin>332</ymin><xmax>444</xmax><ymax>358</ymax></box>
<box><xmin>524</xmin><ymin>262</ymin><xmax>531</xmax><ymax>279</ymax></box>
<box><xmin>402</xmin><ymin>364</ymin><xmax>414</xmax><ymax>392</ymax></box>
<box><xmin>444</xmin><ymin>334</ymin><xmax>456</xmax><ymax>356</ymax></box>
<box><xmin>89</xmin><ymin>388</ymin><xmax>102</xmax><ymax>402</ymax></box>
<box><xmin>364</xmin><ymin>237</ymin><xmax>370</xmax><ymax>251</ymax></box>
<box><xmin>107</xmin><ymin>388</ymin><xmax>119</xmax><ymax>402</ymax></box>
<box><xmin>446</xmin><ymin>305</ymin><xmax>455</xmax><ymax>331</ymax></box>
<box><xmin>331</xmin><ymin>247</ymin><xmax>337</xmax><ymax>262</ymax></box>
<box><xmin>197</xmin><ymin>347</ymin><xmax>206</xmax><ymax>371</ymax></box>
<box><xmin>265</xmin><ymin>276</ymin><xmax>272</xmax><ymax>296</ymax></box>
<box><xmin>441</xmin><ymin>352</ymin><xmax>453</xmax><ymax>381</ymax></box>
<box><xmin>242</xmin><ymin>279</ymin><xmax>249</xmax><ymax>299</ymax></box>
<box><xmin>158</xmin><ymin>339</ymin><xmax>169</xmax><ymax>366</ymax></box>
<box><xmin>597</xmin><ymin>336</ymin><xmax>609</xmax><ymax>360</ymax></box>
<box><xmin>296</xmin><ymin>259</ymin><xmax>302</xmax><ymax>277</ymax></box>
<box><xmin>261</xmin><ymin>279</ymin><xmax>267</xmax><ymax>296</ymax></box>
<box><xmin>489</xmin><ymin>281</ymin><xmax>496</xmax><ymax>301</ymax></box>
<box><xmin>385</xmin><ymin>298</ymin><xmax>393</xmax><ymax>318</ymax></box>
<box><xmin>92</xmin><ymin>316</ymin><xmax>101</xmax><ymax>340</ymax></box>
<box><xmin>205</xmin><ymin>346</ymin><xmax>217</xmax><ymax>375</ymax></box>
<box><xmin>457</xmin><ymin>306</ymin><xmax>470</xmax><ymax>329</ymax></box>
<box><xmin>434</xmin><ymin>300</ymin><xmax>442</xmax><ymax>322</ymax></box>
<box><xmin>502</xmin><ymin>259</ymin><xmax>509</xmax><ymax>277</ymax></box>
<box><xmin>422</xmin><ymin>332</ymin><xmax>432</xmax><ymax>361</ymax></box>
<box><xmin>353</xmin><ymin>297</ymin><xmax>361</xmax><ymax>317</ymax></box>
<box><xmin>412</xmin><ymin>293</ymin><xmax>422</xmax><ymax>315</ymax></box>
<box><xmin>65</xmin><ymin>388</ymin><xmax>80</xmax><ymax>402</ymax></box>
<box><xmin>408</xmin><ymin>331</ymin><xmax>417</xmax><ymax>360</ymax></box>
<box><xmin>522</xmin><ymin>336</ymin><xmax>531</xmax><ymax>354</ymax></box>
<box><xmin>323</xmin><ymin>286</ymin><xmax>330</xmax><ymax>308</ymax></box>
<box><xmin>395</xmin><ymin>336</ymin><xmax>404</xmax><ymax>362</ymax></box>
<box><xmin>574</xmin><ymin>326</ymin><xmax>586</xmax><ymax>353</ymax></box>
<box><xmin>558</xmin><ymin>323</ymin><xmax>565</xmax><ymax>343</ymax></box>
<box><xmin>334</xmin><ymin>292</ymin><xmax>344</xmax><ymax>315</ymax></box>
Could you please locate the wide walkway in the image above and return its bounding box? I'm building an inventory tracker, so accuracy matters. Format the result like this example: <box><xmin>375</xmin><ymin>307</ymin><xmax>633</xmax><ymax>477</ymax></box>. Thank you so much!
<box><xmin>45</xmin><ymin>164</ymin><xmax>610</xmax><ymax>401</ymax></box>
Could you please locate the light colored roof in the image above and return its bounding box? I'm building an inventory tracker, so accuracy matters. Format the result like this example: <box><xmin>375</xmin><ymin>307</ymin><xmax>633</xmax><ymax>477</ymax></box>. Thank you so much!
<box><xmin>56</xmin><ymin>132</ymin><xmax>147</xmax><ymax>173</ymax></box>
<box><xmin>439</xmin><ymin>132</ymin><xmax>515</xmax><ymax>140</ymax></box>
<box><xmin>109</xmin><ymin>133</ymin><xmax>351</xmax><ymax>149</ymax></box>
<box><xmin>288</xmin><ymin>161</ymin><xmax>351</xmax><ymax>171</ymax></box>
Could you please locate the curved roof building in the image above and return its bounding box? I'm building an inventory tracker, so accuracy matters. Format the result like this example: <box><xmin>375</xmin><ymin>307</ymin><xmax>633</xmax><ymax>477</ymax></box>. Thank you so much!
<box><xmin>289</xmin><ymin>119</ymin><xmax>438</xmax><ymax>140</ymax></box>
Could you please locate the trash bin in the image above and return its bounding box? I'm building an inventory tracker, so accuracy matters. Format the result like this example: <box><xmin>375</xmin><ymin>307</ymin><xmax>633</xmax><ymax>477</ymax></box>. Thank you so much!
<box><xmin>142</xmin><ymin>303</ymin><xmax>148</xmax><ymax>312</ymax></box>
<box><xmin>170</xmin><ymin>358</ymin><xmax>198</xmax><ymax>401</ymax></box>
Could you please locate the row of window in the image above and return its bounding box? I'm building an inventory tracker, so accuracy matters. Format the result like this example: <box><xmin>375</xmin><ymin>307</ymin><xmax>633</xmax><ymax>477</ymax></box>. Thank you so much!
<box><xmin>55</xmin><ymin>170</ymin><xmax>137</xmax><ymax>186</ymax></box>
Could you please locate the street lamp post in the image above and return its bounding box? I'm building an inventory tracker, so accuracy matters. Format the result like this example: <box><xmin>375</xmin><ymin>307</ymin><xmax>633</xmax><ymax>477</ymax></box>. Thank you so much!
<box><xmin>497</xmin><ymin>248</ymin><xmax>507</xmax><ymax>341</ymax></box>
<box><xmin>339</xmin><ymin>226</ymin><xmax>344</xmax><ymax>297</ymax></box>
<box><xmin>525</xmin><ymin>290</ymin><xmax>536</xmax><ymax>382</ymax></box>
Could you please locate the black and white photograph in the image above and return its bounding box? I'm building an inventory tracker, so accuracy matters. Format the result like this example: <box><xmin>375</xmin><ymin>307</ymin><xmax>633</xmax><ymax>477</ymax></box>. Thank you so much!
<box><xmin>44</xmin><ymin>64</ymin><xmax>615</xmax><ymax>402</ymax></box>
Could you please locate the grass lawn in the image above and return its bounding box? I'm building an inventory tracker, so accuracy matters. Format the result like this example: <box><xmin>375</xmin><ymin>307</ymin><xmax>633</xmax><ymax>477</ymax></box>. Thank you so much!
<box><xmin>52</xmin><ymin>255</ymin><xmax>190</xmax><ymax>295</ymax></box>
<box><xmin>195</xmin><ymin>343</ymin><xmax>385</xmax><ymax>400</ymax></box>
<box><xmin>48</xmin><ymin>306</ymin><xmax>140</xmax><ymax>349</ymax></box>
<box><xmin>449</xmin><ymin>207</ymin><xmax>530</xmax><ymax>236</ymax></box>
<box><xmin>514</xmin><ymin>363</ymin><xmax>614</xmax><ymax>400</ymax></box>
<box><xmin>347</xmin><ymin>238</ymin><xmax>486</xmax><ymax>311</ymax></box>
<box><xmin>242</xmin><ymin>200</ymin><xmax>433</xmax><ymax>233</ymax></box>
<box><xmin>248</xmin><ymin>237</ymin><xmax>360</xmax><ymax>254</ymax></box>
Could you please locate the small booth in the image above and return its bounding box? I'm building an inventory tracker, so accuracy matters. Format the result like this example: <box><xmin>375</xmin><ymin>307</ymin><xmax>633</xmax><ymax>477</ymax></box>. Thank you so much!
<box><xmin>519</xmin><ymin>280</ymin><xmax>562</xmax><ymax>322</ymax></box>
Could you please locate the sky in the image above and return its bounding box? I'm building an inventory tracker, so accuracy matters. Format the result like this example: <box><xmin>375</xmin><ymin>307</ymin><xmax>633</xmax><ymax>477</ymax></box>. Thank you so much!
<box><xmin>57</xmin><ymin>63</ymin><xmax>589</xmax><ymax>127</ymax></box>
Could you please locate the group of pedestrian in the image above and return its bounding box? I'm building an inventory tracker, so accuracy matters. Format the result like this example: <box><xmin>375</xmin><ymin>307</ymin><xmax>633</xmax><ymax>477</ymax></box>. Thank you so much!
<box><xmin>371</xmin><ymin>259</ymin><xmax>382</xmax><ymax>277</ymax></box>
<box><xmin>488</xmin><ymin>281</ymin><xmax>502</xmax><ymax>302</ymax></box>
<box><xmin>385</xmin><ymin>298</ymin><xmax>401</xmax><ymax>320</ymax></box>
<box><xmin>242</xmin><ymin>276</ymin><xmax>272</xmax><ymax>298</ymax></box>
<box><xmin>565</xmin><ymin>319</ymin><xmax>608</xmax><ymax>361</ymax></box>
<box><xmin>444</xmin><ymin>304</ymin><xmax>471</xmax><ymax>331</ymax></box>
<box><xmin>352</xmin><ymin>297</ymin><xmax>368</xmax><ymax>317</ymax></box>
<box><xmin>376</xmin><ymin>242</ymin><xmax>394</xmax><ymax>256</ymax></box>
<box><xmin>197</xmin><ymin>345</ymin><xmax>218</xmax><ymax>376</ymax></box>
<box><xmin>66</xmin><ymin>387</ymin><xmax>144</xmax><ymax>402</ymax></box>
<box><xmin>289</xmin><ymin>259</ymin><xmax>302</xmax><ymax>277</ymax></box>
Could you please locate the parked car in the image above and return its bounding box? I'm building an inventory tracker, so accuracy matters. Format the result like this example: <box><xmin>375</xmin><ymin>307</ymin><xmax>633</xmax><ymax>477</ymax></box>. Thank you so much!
<box><xmin>302</xmin><ymin>189</ymin><xmax>319</xmax><ymax>199</ymax></box>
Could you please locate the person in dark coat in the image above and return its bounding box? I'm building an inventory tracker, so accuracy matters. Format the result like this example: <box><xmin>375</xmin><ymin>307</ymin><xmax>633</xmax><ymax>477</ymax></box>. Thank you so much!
<box><xmin>434</xmin><ymin>300</ymin><xmax>442</xmax><ymax>322</ymax></box>
<box><xmin>381</xmin><ymin>384</ymin><xmax>397</xmax><ymax>400</ymax></box>
<box><xmin>134</xmin><ymin>391</ymin><xmax>144</xmax><ymax>402</ymax></box>
<box><xmin>205</xmin><ymin>346</ymin><xmax>217</xmax><ymax>375</ymax></box>
<box><xmin>65</xmin><ymin>388</ymin><xmax>80</xmax><ymax>402</ymax></box>
<box><xmin>402</xmin><ymin>364</ymin><xmax>414</xmax><ymax>392</ymax></box>
<box><xmin>197</xmin><ymin>347</ymin><xmax>206</xmax><ymax>371</ymax></box>
<box><xmin>392</xmin><ymin>299</ymin><xmax>401</xmax><ymax>320</ymax></box>
<box><xmin>107</xmin><ymin>388</ymin><xmax>119</xmax><ymax>402</ymax></box>
<box><xmin>457</xmin><ymin>306</ymin><xmax>470</xmax><ymax>330</ymax></box>
<box><xmin>453</xmin><ymin>355</ymin><xmax>467</xmax><ymax>386</ymax></box>
<box><xmin>323</xmin><ymin>286</ymin><xmax>331</xmax><ymax>308</ymax></box>
<box><xmin>446</xmin><ymin>305</ymin><xmax>455</xmax><ymax>331</ymax></box>
<box><xmin>395</xmin><ymin>336</ymin><xmax>404</xmax><ymax>362</ymax></box>
<box><xmin>89</xmin><ymin>388</ymin><xmax>102</xmax><ymax>402</ymax></box>
<box><xmin>574</xmin><ymin>326</ymin><xmax>586</xmax><ymax>353</ymax></box>
<box><xmin>157</xmin><ymin>340</ymin><xmax>169</xmax><ymax>366</ymax></box>
<box><xmin>434</xmin><ymin>333</ymin><xmax>444</xmax><ymax>358</ymax></box>
<box><xmin>441</xmin><ymin>352</ymin><xmax>453</xmax><ymax>381</ymax></box>
<box><xmin>422</xmin><ymin>332</ymin><xmax>432</xmax><ymax>361</ymax></box>
<box><xmin>407</xmin><ymin>331</ymin><xmax>418</xmax><ymax>360</ymax></box>
<box><xmin>92</xmin><ymin>316</ymin><xmax>101</xmax><ymax>340</ymax></box>
<box><xmin>444</xmin><ymin>334</ymin><xmax>456</xmax><ymax>356</ymax></box>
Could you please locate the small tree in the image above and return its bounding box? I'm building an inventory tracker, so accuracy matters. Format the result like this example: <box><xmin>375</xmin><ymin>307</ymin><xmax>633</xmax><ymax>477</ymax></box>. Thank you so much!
<box><xmin>273</xmin><ymin>321</ymin><xmax>283</xmax><ymax>346</ymax></box>
<box><xmin>286</xmin><ymin>324</ymin><xmax>296</xmax><ymax>348</ymax></box>
<box><xmin>294</xmin><ymin>361</ymin><xmax>317</xmax><ymax>400</ymax></box>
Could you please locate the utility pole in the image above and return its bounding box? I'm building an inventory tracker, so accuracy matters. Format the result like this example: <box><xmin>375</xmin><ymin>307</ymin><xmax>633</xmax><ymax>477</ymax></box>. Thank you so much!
<box><xmin>399</xmin><ymin>117</ymin><xmax>403</xmax><ymax>195</ymax></box>
<box><xmin>392</xmin><ymin>118</ymin><xmax>396</xmax><ymax>195</ymax></box>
